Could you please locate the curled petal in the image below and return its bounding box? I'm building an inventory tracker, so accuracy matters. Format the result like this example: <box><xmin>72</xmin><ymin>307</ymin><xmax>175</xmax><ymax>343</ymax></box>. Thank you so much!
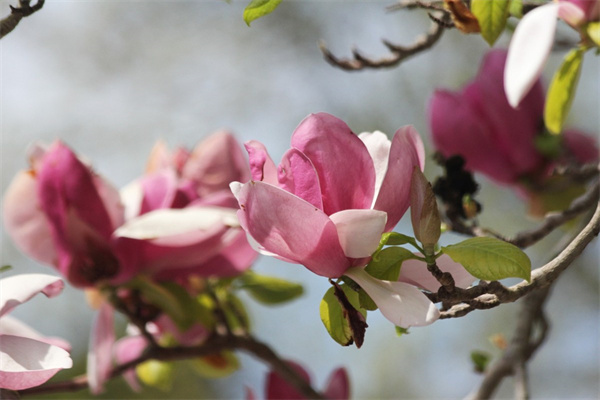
<box><xmin>505</xmin><ymin>3</ymin><xmax>559</xmax><ymax>107</ymax></box>
<box><xmin>231</xmin><ymin>181</ymin><xmax>349</xmax><ymax>278</ymax></box>
<box><xmin>245</xmin><ymin>140</ymin><xmax>278</xmax><ymax>185</ymax></box>
<box><xmin>323</xmin><ymin>368</ymin><xmax>350</xmax><ymax>400</ymax></box>
<box><xmin>113</xmin><ymin>336</ymin><xmax>147</xmax><ymax>392</ymax></box>
<box><xmin>291</xmin><ymin>113</ymin><xmax>376</xmax><ymax>215</ymax></box>
<box><xmin>278</xmin><ymin>148</ymin><xmax>323</xmax><ymax>210</ymax></box>
<box><xmin>0</xmin><ymin>274</ymin><xmax>64</xmax><ymax>317</ymax></box>
<box><xmin>374</xmin><ymin>125</ymin><xmax>425</xmax><ymax>231</ymax></box>
<box><xmin>345</xmin><ymin>267</ymin><xmax>439</xmax><ymax>328</ymax></box>
<box><xmin>329</xmin><ymin>209</ymin><xmax>387</xmax><ymax>258</ymax></box>
<box><xmin>358</xmin><ymin>131</ymin><xmax>391</xmax><ymax>204</ymax></box>
<box><xmin>0</xmin><ymin>316</ymin><xmax>71</xmax><ymax>352</ymax></box>
<box><xmin>0</xmin><ymin>335</ymin><xmax>72</xmax><ymax>390</ymax></box>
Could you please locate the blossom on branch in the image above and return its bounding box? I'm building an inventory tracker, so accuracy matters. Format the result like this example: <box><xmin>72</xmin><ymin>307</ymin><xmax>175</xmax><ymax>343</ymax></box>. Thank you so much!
<box><xmin>0</xmin><ymin>274</ymin><xmax>72</xmax><ymax>390</ymax></box>
<box><xmin>230</xmin><ymin>112</ymin><xmax>424</xmax><ymax>278</ymax></box>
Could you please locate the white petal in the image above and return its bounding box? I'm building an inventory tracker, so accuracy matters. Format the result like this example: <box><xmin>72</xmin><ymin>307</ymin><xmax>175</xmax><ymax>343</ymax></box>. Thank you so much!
<box><xmin>329</xmin><ymin>209</ymin><xmax>387</xmax><ymax>258</ymax></box>
<box><xmin>0</xmin><ymin>316</ymin><xmax>71</xmax><ymax>351</ymax></box>
<box><xmin>358</xmin><ymin>131</ymin><xmax>391</xmax><ymax>205</ymax></box>
<box><xmin>119</xmin><ymin>179</ymin><xmax>144</xmax><ymax>220</ymax></box>
<box><xmin>505</xmin><ymin>3</ymin><xmax>559</xmax><ymax>107</ymax></box>
<box><xmin>0</xmin><ymin>274</ymin><xmax>64</xmax><ymax>317</ymax></box>
<box><xmin>113</xmin><ymin>206</ymin><xmax>239</xmax><ymax>239</ymax></box>
<box><xmin>0</xmin><ymin>335</ymin><xmax>72</xmax><ymax>390</ymax></box>
<box><xmin>399</xmin><ymin>254</ymin><xmax>476</xmax><ymax>292</ymax></box>
<box><xmin>345</xmin><ymin>267</ymin><xmax>439</xmax><ymax>328</ymax></box>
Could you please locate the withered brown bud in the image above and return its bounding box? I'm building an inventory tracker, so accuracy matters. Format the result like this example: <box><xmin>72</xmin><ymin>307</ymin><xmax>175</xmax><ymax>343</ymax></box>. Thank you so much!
<box><xmin>410</xmin><ymin>167</ymin><xmax>441</xmax><ymax>254</ymax></box>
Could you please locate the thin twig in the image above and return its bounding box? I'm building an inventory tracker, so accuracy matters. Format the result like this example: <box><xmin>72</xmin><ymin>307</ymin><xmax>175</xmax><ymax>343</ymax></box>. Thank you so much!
<box><xmin>319</xmin><ymin>12</ymin><xmax>450</xmax><ymax>71</ymax></box>
<box><xmin>1</xmin><ymin>0</ymin><xmax>45</xmax><ymax>39</ymax></box>
<box><xmin>386</xmin><ymin>0</ymin><xmax>446</xmax><ymax>13</ymax></box>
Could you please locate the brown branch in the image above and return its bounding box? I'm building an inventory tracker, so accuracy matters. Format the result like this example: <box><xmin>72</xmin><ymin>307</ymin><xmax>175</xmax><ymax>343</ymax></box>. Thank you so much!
<box><xmin>440</xmin><ymin>199</ymin><xmax>600</xmax><ymax>319</ymax></box>
<box><xmin>386</xmin><ymin>0</ymin><xmax>447</xmax><ymax>13</ymax></box>
<box><xmin>20</xmin><ymin>333</ymin><xmax>325</xmax><ymax>399</ymax></box>
<box><xmin>319</xmin><ymin>12</ymin><xmax>450</xmax><ymax>71</ymax></box>
<box><xmin>1</xmin><ymin>0</ymin><xmax>44</xmax><ymax>39</ymax></box>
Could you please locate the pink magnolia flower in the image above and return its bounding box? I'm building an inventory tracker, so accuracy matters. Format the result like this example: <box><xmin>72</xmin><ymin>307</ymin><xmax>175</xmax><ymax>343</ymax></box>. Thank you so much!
<box><xmin>3</xmin><ymin>134</ymin><xmax>256</xmax><ymax>287</ymax></box>
<box><xmin>429</xmin><ymin>49</ymin><xmax>598</xmax><ymax>187</ymax></box>
<box><xmin>0</xmin><ymin>274</ymin><xmax>72</xmax><ymax>390</ymax></box>
<box><xmin>505</xmin><ymin>0</ymin><xmax>599</xmax><ymax>107</ymax></box>
<box><xmin>247</xmin><ymin>361</ymin><xmax>349</xmax><ymax>400</ymax></box>
<box><xmin>230</xmin><ymin>113</ymin><xmax>425</xmax><ymax>279</ymax></box>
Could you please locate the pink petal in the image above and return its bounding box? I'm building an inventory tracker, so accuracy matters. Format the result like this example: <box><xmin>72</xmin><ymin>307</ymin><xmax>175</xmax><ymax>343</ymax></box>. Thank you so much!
<box><xmin>0</xmin><ymin>316</ymin><xmax>71</xmax><ymax>352</ymax></box>
<box><xmin>245</xmin><ymin>140</ymin><xmax>279</xmax><ymax>185</ymax></box>
<box><xmin>231</xmin><ymin>181</ymin><xmax>350</xmax><ymax>278</ymax></box>
<box><xmin>87</xmin><ymin>302</ymin><xmax>115</xmax><ymax>394</ymax></box>
<box><xmin>329</xmin><ymin>209</ymin><xmax>387</xmax><ymax>258</ymax></box>
<box><xmin>3</xmin><ymin>171</ymin><xmax>57</xmax><ymax>267</ymax></box>
<box><xmin>291</xmin><ymin>113</ymin><xmax>376</xmax><ymax>215</ymax></box>
<box><xmin>138</xmin><ymin>170</ymin><xmax>182</xmax><ymax>213</ymax></box>
<box><xmin>144</xmin><ymin>140</ymin><xmax>172</xmax><ymax>173</ymax></box>
<box><xmin>345</xmin><ymin>267</ymin><xmax>440</xmax><ymax>328</ymax></box>
<box><xmin>563</xmin><ymin>130</ymin><xmax>600</xmax><ymax>164</ymax></box>
<box><xmin>558</xmin><ymin>1</ymin><xmax>587</xmax><ymax>26</ymax></box>
<box><xmin>278</xmin><ymin>148</ymin><xmax>323</xmax><ymax>210</ymax></box>
<box><xmin>323</xmin><ymin>368</ymin><xmax>350</xmax><ymax>400</ymax></box>
<box><xmin>266</xmin><ymin>361</ymin><xmax>311</xmax><ymax>400</ymax></box>
<box><xmin>0</xmin><ymin>274</ymin><xmax>64</xmax><ymax>317</ymax></box>
<box><xmin>399</xmin><ymin>254</ymin><xmax>475</xmax><ymax>292</ymax></box>
<box><xmin>0</xmin><ymin>335</ymin><xmax>72</xmax><ymax>390</ymax></box>
<box><xmin>182</xmin><ymin>131</ymin><xmax>250</xmax><ymax>196</ymax></box>
<box><xmin>373</xmin><ymin>125</ymin><xmax>425</xmax><ymax>231</ymax></box>
<box><xmin>358</xmin><ymin>131</ymin><xmax>391</xmax><ymax>204</ymax></box>
<box><xmin>505</xmin><ymin>3</ymin><xmax>559</xmax><ymax>107</ymax></box>
<box><xmin>113</xmin><ymin>335</ymin><xmax>148</xmax><ymax>392</ymax></box>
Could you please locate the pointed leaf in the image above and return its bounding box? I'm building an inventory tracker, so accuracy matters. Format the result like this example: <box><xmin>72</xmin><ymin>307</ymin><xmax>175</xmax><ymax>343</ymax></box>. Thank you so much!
<box><xmin>544</xmin><ymin>48</ymin><xmax>584</xmax><ymax>134</ymax></box>
<box><xmin>238</xmin><ymin>271</ymin><xmax>304</xmax><ymax>304</ymax></box>
<box><xmin>442</xmin><ymin>237</ymin><xmax>531</xmax><ymax>282</ymax></box>
<box><xmin>319</xmin><ymin>284</ymin><xmax>367</xmax><ymax>347</ymax></box>
<box><xmin>471</xmin><ymin>0</ymin><xmax>510</xmax><ymax>46</ymax></box>
<box><xmin>366</xmin><ymin>247</ymin><xmax>418</xmax><ymax>281</ymax></box>
<box><xmin>243</xmin><ymin>0</ymin><xmax>283</xmax><ymax>26</ymax></box>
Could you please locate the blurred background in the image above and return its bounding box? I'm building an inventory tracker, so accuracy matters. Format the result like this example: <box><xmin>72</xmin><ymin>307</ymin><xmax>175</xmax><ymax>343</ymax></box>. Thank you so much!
<box><xmin>1</xmin><ymin>1</ymin><xmax>598</xmax><ymax>399</ymax></box>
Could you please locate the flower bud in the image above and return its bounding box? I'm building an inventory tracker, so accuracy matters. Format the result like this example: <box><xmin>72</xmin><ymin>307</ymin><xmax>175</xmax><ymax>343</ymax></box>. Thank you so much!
<box><xmin>410</xmin><ymin>168</ymin><xmax>441</xmax><ymax>254</ymax></box>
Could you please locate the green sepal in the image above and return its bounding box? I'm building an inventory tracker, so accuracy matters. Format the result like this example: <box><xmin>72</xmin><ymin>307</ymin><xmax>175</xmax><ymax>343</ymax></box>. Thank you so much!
<box><xmin>365</xmin><ymin>246</ymin><xmax>418</xmax><ymax>281</ymax></box>
<box><xmin>319</xmin><ymin>283</ymin><xmax>367</xmax><ymax>347</ymax></box>
<box><xmin>189</xmin><ymin>351</ymin><xmax>240</xmax><ymax>378</ymax></box>
<box><xmin>442</xmin><ymin>237</ymin><xmax>531</xmax><ymax>282</ymax></box>
<box><xmin>544</xmin><ymin>47</ymin><xmax>584</xmax><ymax>134</ymax></box>
<box><xmin>395</xmin><ymin>326</ymin><xmax>410</xmax><ymax>337</ymax></box>
<box><xmin>471</xmin><ymin>0</ymin><xmax>510</xmax><ymax>46</ymax></box>
<box><xmin>243</xmin><ymin>0</ymin><xmax>283</xmax><ymax>26</ymax></box>
<box><xmin>136</xmin><ymin>360</ymin><xmax>174</xmax><ymax>391</ymax></box>
<box><xmin>237</xmin><ymin>271</ymin><xmax>304</xmax><ymax>305</ymax></box>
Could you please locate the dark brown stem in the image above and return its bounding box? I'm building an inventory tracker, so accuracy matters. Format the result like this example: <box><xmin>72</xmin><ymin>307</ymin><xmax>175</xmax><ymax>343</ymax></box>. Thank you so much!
<box><xmin>1</xmin><ymin>0</ymin><xmax>44</xmax><ymax>39</ymax></box>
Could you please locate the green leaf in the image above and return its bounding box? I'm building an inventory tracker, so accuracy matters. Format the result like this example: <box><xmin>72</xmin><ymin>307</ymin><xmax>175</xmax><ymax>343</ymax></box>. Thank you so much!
<box><xmin>508</xmin><ymin>0</ymin><xmax>523</xmax><ymax>18</ymax></box>
<box><xmin>243</xmin><ymin>0</ymin><xmax>283</xmax><ymax>26</ymax></box>
<box><xmin>544</xmin><ymin>48</ymin><xmax>584</xmax><ymax>134</ymax></box>
<box><xmin>442</xmin><ymin>237</ymin><xmax>531</xmax><ymax>282</ymax></box>
<box><xmin>0</xmin><ymin>265</ymin><xmax>13</xmax><ymax>274</ymax></box>
<box><xmin>395</xmin><ymin>326</ymin><xmax>410</xmax><ymax>337</ymax></box>
<box><xmin>586</xmin><ymin>22</ymin><xmax>600</xmax><ymax>47</ymax></box>
<box><xmin>136</xmin><ymin>360</ymin><xmax>174</xmax><ymax>391</ymax></box>
<box><xmin>471</xmin><ymin>350</ymin><xmax>491</xmax><ymax>373</ymax></box>
<box><xmin>471</xmin><ymin>0</ymin><xmax>510</xmax><ymax>46</ymax></box>
<box><xmin>365</xmin><ymin>247</ymin><xmax>418</xmax><ymax>281</ymax></box>
<box><xmin>237</xmin><ymin>271</ymin><xmax>304</xmax><ymax>304</ymax></box>
<box><xmin>358</xmin><ymin>289</ymin><xmax>378</xmax><ymax>311</ymax></box>
<box><xmin>189</xmin><ymin>351</ymin><xmax>240</xmax><ymax>378</ymax></box>
<box><xmin>380</xmin><ymin>232</ymin><xmax>419</xmax><ymax>248</ymax></box>
<box><xmin>319</xmin><ymin>284</ymin><xmax>367</xmax><ymax>347</ymax></box>
<box><xmin>161</xmin><ymin>282</ymin><xmax>216</xmax><ymax>330</ymax></box>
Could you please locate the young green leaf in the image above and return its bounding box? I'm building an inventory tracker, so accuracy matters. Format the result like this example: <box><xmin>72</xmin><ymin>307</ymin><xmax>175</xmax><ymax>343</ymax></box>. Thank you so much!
<box><xmin>380</xmin><ymin>232</ymin><xmax>419</xmax><ymax>248</ymax></box>
<box><xmin>136</xmin><ymin>360</ymin><xmax>174</xmax><ymax>391</ymax></box>
<box><xmin>127</xmin><ymin>277</ymin><xmax>187</xmax><ymax>329</ymax></box>
<box><xmin>471</xmin><ymin>0</ymin><xmax>510</xmax><ymax>46</ymax></box>
<box><xmin>237</xmin><ymin>271</ymin><xmax>304</xmax><ymax>304</ymax></box>
<box><xmin>395</xmin><ymin>326</ymin><xmax>409</xmax><ymax>337</ymax></box>
<box><xmin>365</xmin><ymin>246</ymin><xmax>418</xmax><ymax>281</ymax></box>
<box><xmin>319</xmin><ymin>284</ymin><xmax>367</xmax><ymax>347</ymax></box>
<box><xmin>544</xmin><ymin>48</ymin><xmax>585</xmax><ymax>134</ymax></box>
<box><xmin>243</xmin><ymin>0</ymin><xmax>283</xmax><ymax>26</ymax></box>
<box><xmin>508</xmin><ymin>0</ymin><xmax>523</xmax><ymax>18</ymax></box>
<box><xmin>0</xmin><ymin>265</ymin><xmax>12</xmax><ymax>274</ymax></box>
<box><xmin>470</xmin><ymin>350</ymin><xmax>491</xmax><ymax>373</ymax></box>
<box><xmin>442</xmin><ymin>237</ymin><xmax>531</xmax><ymax>282</ymax></box>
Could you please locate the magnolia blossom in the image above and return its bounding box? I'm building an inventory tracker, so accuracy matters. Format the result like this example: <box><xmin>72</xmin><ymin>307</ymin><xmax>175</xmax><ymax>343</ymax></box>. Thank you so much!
<box><xmin>505</xmin><ymin>0</ymin><xmax>599</xmax><ymax>107</ymax></box>
<box><xmin>429</xmin><ymin>49</ymin><xmax>598</xmax><ymax>187</ymax></box>
<box><xmin>0</xmin><ymin>274</ymin><xmax>72</xmax><ymax>390</ymax></box>
<box><xmin>3</xmin><ymin>135</ymin><xmax>256</xmax><ymax>287</ymax></box>
<box><xmin>231</xmin><ymin>112</ymin><xmax>425</xmax><ymax>278</ymax></box>
<box><xmin>247</xmin><ymin>361</ymin><xmax>349</xmax><ymax>400</ymax></box>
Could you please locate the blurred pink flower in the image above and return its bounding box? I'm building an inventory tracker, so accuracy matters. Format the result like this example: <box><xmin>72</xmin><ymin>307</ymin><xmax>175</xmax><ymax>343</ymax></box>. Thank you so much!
<box><xmin>0</xmin><ymin>274</ymin><xmax>72</xmax><ymax>390</ymax></box>
<box><xmin>231</xmin><ymin>112</ymin><xmax>424</xmax><ymax>279</ymax></box>
<box><xmin>504</xmin><ymin>0</ymin><xmax>599</xmax><ymax>107</ymax></box>
<box><xmin>3</xmin><ymin>134</ymin><xmax>257</xmax><ymax>287</ymax></box>
<box><xmin>247</xmin><ymin>360</ymin><xmax>349</xmax><ymax>400</ymax></box>
<box><xmin>429</xmin><ymin>49</ymin><xmax>597</xmax><ymax>187</ymax></box>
